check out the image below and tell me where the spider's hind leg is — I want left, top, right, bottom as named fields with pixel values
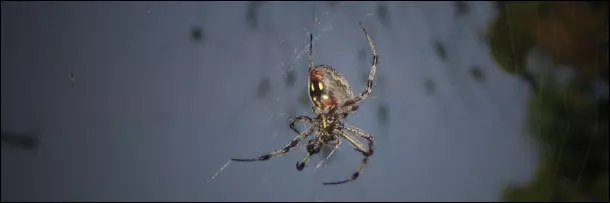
left=232, top=127, right=313, bottom=162
left=315, top=138, right=343, bottom=170
left=296, top=139, right=323, bottom=171
left=323, top=125, right=374, bottom=185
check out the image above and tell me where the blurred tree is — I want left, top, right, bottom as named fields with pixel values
left=502, top=159, right=584, bottom=202
left=488, top=2, right=608, bottom=93
left=502, top=76, right=609, bottom=202
left=488, top=2, right=609, bottom=200
left=528, top=2, right=609, bottom=81
left=487, top=2, right=542, bottom=93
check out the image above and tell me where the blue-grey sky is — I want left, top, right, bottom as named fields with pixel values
left=1, top=1, right=538, bottom=201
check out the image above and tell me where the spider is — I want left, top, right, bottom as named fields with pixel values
left=232, top=22, right=378, bottom=185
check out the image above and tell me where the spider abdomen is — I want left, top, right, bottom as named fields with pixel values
left=308, top=65, right=355, bottom=113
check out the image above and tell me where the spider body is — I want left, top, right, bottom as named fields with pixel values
left=308, top=65, right=359, bottom=129
left=232, top=22, right=378, bottom=185
left=308, top=65, right=355, bottom=114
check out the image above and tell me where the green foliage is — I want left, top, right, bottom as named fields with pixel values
left=530, top=2, right=609, bottom=81
left=502, top=159, right=582, bottom=202
left=502, top=76, right=609, bottom=202
left=488, top=2, right=541, bottom=74
left=489, top=2, right=609, bottom=201
left=487, top=2, right=546, bottom=92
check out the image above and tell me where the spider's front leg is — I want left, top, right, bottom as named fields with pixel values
left=231, top=127, right=314, bottom=162
left=308, top=33, right=314, bottom=72
left=323, top=125, right=374, bottom=185
left=341, top=22, right=379, bottom=108
left=289, top=115, right=313, bottom=134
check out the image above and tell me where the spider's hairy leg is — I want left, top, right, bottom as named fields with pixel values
left=297, top=153, right=311, bottom=171
left=231, top=127, right=314, bottom=162
left=323, top=126, right=374, bottom=185
left=340, top=22, right=379, bottom=108
left=315, top=139, right=343, bottom=171
left=297, top=138, right=323, bottom=171
left=340, top=105, right=359, bottom=118
left=308, top=32, right=314, bottom=72
left=289, top=115, right=313, bottom=134
left=343, top=124, right=374, bottom=153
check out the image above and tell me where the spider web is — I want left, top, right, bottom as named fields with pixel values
left=205, top=1, right=357, bottom=197
left=202, top=2, right=398, bottom=201
left=204, top=2, right=606, bottom=202
left=7, top=2, right=602, bottom=202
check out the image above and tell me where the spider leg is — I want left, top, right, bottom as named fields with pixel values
left=232, top=127, right=313, bottom=162
left=343, top=124, right=374, bottom=147
left=297, top=138, right=323, bottom=171
left=340, top=105, right=359, bottom=118
left=323, top=126, right=374, bottom=185
left=308, top=33, right=314, bottom=72
left=315, top=139, right=343, bottom=171
left=289, top=115, right=313, bottom=134
left=340, top=22, right=379, bottom=108
left=296, top=152, right=312, bottom=171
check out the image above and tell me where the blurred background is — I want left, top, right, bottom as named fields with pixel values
left=1, top=1, right=607, bottom=202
